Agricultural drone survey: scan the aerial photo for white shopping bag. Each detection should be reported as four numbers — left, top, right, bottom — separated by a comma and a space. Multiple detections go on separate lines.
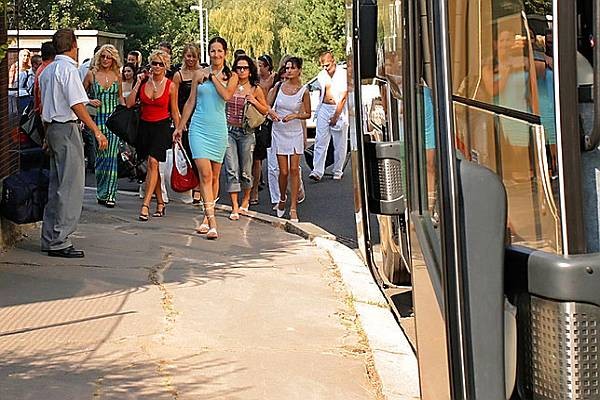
174, 143, 188, 176
139, 149, 192, 204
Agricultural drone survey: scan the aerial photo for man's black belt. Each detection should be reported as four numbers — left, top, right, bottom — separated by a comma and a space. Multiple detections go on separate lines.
49, 120, 78, 124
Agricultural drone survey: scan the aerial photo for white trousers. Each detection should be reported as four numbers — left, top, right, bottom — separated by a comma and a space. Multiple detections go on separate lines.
267, 146, 305, 204
313, 103, 348, 177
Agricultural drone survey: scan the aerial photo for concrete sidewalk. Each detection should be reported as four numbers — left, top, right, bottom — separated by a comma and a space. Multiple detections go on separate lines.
0, 191, 416, 399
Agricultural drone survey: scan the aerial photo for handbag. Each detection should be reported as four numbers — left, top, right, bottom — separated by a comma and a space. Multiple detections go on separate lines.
242, 88, 266, 130
243, 101, 266, 130
86, 73, 98, 117
106, 104, 140, 145
19, 104, 44, 146
170, 142, 199, 192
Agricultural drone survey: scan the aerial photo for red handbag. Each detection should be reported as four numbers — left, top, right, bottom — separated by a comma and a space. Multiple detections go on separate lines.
170, 142, 199, 192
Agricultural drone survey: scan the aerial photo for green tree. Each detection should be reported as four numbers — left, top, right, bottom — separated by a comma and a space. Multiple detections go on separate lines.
523, 0, 552, 15
285, 0, 345, 77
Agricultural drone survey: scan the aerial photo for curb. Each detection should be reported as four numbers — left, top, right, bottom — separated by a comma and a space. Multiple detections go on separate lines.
216, 203, 421, 400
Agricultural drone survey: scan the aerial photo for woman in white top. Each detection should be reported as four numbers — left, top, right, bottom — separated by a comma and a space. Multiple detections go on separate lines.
267, 57, 311, 222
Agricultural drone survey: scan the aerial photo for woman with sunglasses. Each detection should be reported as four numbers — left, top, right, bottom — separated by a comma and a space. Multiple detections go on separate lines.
127, 50, 180, 221
267, 57, 311, 222
83, 44, 124, 208
173, 44, 202, 204
174, 37, 239, 239
224, 55, 269, 220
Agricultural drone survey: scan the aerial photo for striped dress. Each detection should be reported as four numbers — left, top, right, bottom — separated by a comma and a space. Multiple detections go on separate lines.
93, 80, 121, 202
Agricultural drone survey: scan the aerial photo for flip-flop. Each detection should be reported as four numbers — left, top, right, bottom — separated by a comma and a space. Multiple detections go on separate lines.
229, 212, 240, 221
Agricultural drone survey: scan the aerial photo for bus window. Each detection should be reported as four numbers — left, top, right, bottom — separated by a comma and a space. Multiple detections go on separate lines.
448, 0, 561, 253
377, 0, 403, 98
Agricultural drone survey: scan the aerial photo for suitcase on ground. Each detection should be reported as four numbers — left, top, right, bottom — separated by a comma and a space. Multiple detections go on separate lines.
0, 168, 49, 224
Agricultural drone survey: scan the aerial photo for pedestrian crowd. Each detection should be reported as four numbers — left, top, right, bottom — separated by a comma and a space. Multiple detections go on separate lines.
26, 28, 348, 257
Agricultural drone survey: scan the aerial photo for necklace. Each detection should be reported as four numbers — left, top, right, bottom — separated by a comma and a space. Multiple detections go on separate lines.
151, 77, 165, 99
238, 82, 248, 92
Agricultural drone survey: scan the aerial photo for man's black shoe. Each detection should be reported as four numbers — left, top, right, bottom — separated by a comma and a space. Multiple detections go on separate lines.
47, 246, 85, 258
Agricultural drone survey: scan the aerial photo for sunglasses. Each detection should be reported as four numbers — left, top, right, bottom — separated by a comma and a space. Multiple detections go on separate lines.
151, 61, 165, 67
235, 65, 250, 71
100, 54, 113, 60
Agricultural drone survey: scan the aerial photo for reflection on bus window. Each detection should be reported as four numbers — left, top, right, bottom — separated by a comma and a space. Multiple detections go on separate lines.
448, 0, 561, 253
423, 86, 437, 214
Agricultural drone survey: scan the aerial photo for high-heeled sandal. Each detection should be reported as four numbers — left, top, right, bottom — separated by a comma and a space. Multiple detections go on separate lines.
153, 202, 166, 217
276, 196, 286, 218
139, 204, 150, 221
204, 203, 218, 239
290, 209, 299, 223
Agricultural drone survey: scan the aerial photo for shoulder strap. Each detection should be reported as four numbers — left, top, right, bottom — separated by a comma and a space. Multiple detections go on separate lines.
270, 81, 282, 107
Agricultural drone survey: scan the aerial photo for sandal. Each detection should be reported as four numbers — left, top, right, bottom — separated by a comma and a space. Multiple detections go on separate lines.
196, 221, 210, 234
105, 200, 116, 208
250, 199, 259, 206
290, 209, 299, 223
139, 204, 150, 221
229, 212, 240, 221
192, 190, 202, 205
153, 202, 166, 217
276, 196, 286, 218
207, 227, 219, 240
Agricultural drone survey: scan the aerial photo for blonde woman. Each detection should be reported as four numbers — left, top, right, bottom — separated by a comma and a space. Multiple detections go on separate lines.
173, 44, 202, 204
127, 50, 180, 221
83, 44, 124, 208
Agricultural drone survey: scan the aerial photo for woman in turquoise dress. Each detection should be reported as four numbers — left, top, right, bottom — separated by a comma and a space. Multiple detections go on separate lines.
83, 44, 124, 208
174, 37, 239, 239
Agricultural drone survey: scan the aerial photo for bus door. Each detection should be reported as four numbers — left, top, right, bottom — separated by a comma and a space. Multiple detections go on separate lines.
347, 0, 413, 298
418, 0, 600, 398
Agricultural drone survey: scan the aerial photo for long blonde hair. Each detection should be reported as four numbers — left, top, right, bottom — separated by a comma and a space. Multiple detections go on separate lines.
92, 44, 122, 74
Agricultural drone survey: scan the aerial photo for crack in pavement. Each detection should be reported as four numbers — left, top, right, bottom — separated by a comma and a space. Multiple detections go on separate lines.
147, 251, 180, 399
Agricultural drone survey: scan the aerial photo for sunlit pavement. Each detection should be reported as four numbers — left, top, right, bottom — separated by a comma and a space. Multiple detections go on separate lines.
0, 190, 379, 399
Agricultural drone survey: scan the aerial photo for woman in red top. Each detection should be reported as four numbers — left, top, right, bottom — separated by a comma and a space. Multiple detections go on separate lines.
126, 50, 180, 221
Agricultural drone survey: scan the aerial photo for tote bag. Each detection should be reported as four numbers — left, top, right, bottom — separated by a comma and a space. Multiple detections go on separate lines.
170, 142, 199, 192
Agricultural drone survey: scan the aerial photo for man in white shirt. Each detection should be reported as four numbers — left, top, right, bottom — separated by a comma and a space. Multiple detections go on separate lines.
39, 29, 108, 258
309, 51, 348, 181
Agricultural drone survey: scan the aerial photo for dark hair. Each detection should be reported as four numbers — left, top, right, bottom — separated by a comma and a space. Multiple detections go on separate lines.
52, 28, 76, 54
122, 62, 138, 84
286, 56, 303, 69
159, 41, 172, 54
93, 45, 101, 54
31, 54, 42, 65
233, 55, 259, 86
40, 41, 56, 61
258, 54, 273, 71
208, 37, 232, 80
233, 49, 246, 58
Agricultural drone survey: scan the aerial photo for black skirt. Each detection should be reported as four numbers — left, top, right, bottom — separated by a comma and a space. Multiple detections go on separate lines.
137, 118, 172, 162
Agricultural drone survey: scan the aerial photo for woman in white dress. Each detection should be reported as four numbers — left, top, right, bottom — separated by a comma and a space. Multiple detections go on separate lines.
267, 57, 311, 222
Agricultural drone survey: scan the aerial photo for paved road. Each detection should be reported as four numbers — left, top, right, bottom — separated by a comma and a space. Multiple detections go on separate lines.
0, 192, 378, 399
89, 146, 359, 248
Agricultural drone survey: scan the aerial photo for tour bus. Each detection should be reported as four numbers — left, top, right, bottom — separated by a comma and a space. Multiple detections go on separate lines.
348, 0, 600, 398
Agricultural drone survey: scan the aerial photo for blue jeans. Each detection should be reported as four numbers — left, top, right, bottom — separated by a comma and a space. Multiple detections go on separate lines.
224, 126, 255, 193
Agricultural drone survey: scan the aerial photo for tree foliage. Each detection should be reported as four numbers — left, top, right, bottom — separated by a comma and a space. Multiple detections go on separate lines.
523, 0, 552, 15
9, 0, 347, 78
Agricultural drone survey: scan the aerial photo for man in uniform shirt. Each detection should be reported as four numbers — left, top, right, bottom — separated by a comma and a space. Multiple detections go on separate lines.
309, 51, 349, 181
39, 28, 108, 258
